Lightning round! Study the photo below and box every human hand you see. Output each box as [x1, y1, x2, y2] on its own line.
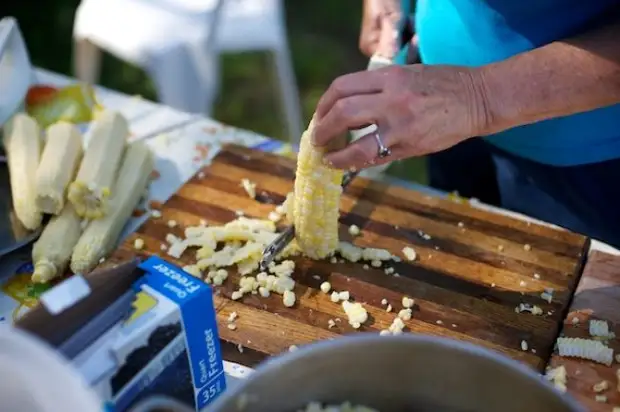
[312, 64, 492, 170]
[359, 0, 400, 58]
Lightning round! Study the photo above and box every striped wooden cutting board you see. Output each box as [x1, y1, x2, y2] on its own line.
[107, 144, 589, 372]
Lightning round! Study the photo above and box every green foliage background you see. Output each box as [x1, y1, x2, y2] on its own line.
[7, 0, 426, 182]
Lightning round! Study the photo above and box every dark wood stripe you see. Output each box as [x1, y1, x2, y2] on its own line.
[220, 340, 268, 368]
[212, 146, 585, 258]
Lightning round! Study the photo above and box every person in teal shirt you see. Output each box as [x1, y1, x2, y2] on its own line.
[315, 0, 620, 248]
[360, 0, 501, 206]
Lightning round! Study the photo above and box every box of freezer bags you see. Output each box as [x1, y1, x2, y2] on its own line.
[15, 256, 226, 411]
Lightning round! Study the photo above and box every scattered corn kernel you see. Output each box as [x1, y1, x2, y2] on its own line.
[348, 225, 361, 236]
[342, 301, 368, 328]
[594, 395, 607, 403]
[133, 238, 145, 250]
[545, 365, 567, 392]
[283, 290, 296, 307]
[402, 296, 414, 308]
[593, 380, 609, 393]
[227, 323, 237, 331]
[320, 281, 331, 293]
[240, 178, 257, 198]
[167, 219, 177, 228]
[402, 246, 417, 261]
[398, 309, 412, 321]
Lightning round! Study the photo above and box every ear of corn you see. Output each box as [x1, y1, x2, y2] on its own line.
[292, 116, 344, 259]
[70, 141, 153, 273]
[4, 114, 44, 230]
[31, 205, 83, 283]
[67, 110, 128, 219]
[35, 122, 83, 215]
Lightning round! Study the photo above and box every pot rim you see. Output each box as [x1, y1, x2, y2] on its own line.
[209, 333, 585, 412]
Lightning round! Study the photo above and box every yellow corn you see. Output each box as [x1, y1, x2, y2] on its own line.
[70, 141, 153, 273]
[67, 110, 128, 219]
[292, 117, 344, 259]
[35, 122, 83, 215]
[3, 114, 43, 230]
[31, 205, 83, 283]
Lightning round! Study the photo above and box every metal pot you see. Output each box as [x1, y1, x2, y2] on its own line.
[208, 334, 584, 412]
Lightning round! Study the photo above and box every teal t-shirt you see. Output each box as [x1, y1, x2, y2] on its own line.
[412, 0, 620, 166]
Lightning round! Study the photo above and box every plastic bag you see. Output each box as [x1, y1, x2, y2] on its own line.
[26, 83, 101, 128]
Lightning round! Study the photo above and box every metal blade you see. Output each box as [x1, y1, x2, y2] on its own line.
[259, 226, 295, 271]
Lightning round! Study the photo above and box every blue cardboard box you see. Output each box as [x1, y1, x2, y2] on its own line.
[75, 256, 226, 411]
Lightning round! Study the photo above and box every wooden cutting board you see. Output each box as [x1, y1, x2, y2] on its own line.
[547, 251, 620, 411]
[107, 144, 589, 372]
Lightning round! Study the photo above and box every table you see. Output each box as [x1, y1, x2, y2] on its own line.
[2, 68, 620, 409]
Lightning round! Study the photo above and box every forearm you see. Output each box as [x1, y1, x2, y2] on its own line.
[479, 15, 620, 135]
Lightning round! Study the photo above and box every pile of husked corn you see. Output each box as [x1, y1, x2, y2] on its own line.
[3, 111, 153, 283]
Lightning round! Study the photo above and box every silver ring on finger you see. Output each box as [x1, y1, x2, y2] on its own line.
[373, 130, 391, 158]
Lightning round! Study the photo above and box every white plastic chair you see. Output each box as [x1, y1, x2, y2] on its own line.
[72, 0, 304, 143]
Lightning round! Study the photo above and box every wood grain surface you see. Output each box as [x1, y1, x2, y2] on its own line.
[108, 144, 589, 372]
[548, 251, 620, 411]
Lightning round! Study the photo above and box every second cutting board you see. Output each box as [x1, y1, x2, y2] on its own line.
[107, 144, 589, 371]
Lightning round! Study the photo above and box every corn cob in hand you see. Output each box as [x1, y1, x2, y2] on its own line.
[31, 205, 83, 283]
[292, 116, 344, 259]
[71, 141, 153, 273]
[68, 110, 128, 219]
[4, 114, 44, 230]
[36, 122, 83, 215]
